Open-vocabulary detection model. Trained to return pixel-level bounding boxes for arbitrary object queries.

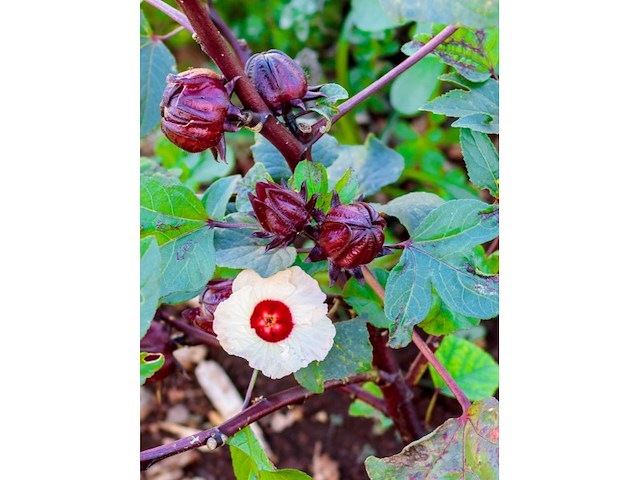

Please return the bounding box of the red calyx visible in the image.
[160,68,241,162]
[249,180,316,250]
[245,50,309,114]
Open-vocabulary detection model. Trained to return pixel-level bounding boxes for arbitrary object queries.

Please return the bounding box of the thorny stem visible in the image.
[338,384,388,415]
[143,0,194,34]
[412,331,471,414]
[206,0,251,64]
[241,369,259,410]
[175,0,305,171]
[140,372,377,470]
[304,25,459,148]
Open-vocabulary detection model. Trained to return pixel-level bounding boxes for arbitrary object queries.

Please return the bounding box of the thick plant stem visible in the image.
[368,325,425,442]
[175,0,305,171]
[207,1,251,64]
[413,331,471,413]
[140,372,376,470]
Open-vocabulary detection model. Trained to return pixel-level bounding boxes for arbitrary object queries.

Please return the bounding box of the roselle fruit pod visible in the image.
[160,68,240,161]
[189,279,234,334]
[310,201,386,284]
[248,180,316,250]
[245,50,309,114]
[140,321,175,383]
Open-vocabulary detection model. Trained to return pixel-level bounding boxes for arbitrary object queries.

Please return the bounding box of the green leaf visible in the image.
[406,26,499,82]
[385,200,499,347]
[379,0,498,29]
[154,135,235,189]
[140,237,161,339]
[420,290,480,335]
[343,269,392,328]
[390,56,444,115]
[229,427,312,480]
[202,175,242,220]
[316,83,349,105]
[318,167,359,212]
[429,335,498,400]
[294,318,373,393]
[351,0,405,32]
[292,160,329,199]
[365,398,499,479]
[214,215,296,277]
[140,352,165,385]
[140,11,176,137]
[236,163,272,212]
[140,175,216,297]
[348,382,393,434]
[460,128,499,197]
[327,135,404,197]
[420,74,499,133]
[251,134,339,179]
[371,192,445,235]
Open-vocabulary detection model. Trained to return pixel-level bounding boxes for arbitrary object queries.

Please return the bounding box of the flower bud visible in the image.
[249,180,316,250]
[160,68,239,161]
[190,279,233,334]
[245,50,308,114]
[140,321,175,383]
[316,202,386,271]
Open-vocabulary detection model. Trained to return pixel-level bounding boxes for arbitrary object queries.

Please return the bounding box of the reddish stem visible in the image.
[207,1,251,64]
[338,384,388,415]
[405,336,442,386]
[140,372,376,469]
[304,25,459,149]
[175,0,305,171]
[412,331,471,413]
[166,317,221,349]
[368,325,425,442]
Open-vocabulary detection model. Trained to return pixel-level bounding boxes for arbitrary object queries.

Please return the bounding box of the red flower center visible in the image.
[250,299,294,343]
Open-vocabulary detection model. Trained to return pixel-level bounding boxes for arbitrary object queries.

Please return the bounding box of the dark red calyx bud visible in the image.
[245,50,308,114]
[317,202,386,271]
[140,321,175,383]
[248,180,315,251]
[160,68,238,161]
[188,279,233,334]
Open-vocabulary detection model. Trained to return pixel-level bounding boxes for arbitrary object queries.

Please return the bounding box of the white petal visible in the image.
[285,315,336,366]
[231,269,263,292]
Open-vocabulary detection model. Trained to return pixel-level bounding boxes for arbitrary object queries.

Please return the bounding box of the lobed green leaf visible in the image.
[421,74,499,133]
[365,398,499,479]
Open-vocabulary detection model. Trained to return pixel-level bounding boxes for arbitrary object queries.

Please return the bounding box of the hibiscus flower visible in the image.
[213,267,336,379]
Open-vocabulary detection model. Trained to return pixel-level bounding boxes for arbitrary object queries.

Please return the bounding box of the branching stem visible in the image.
[175,0,305,171]
[140,372,377,469]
